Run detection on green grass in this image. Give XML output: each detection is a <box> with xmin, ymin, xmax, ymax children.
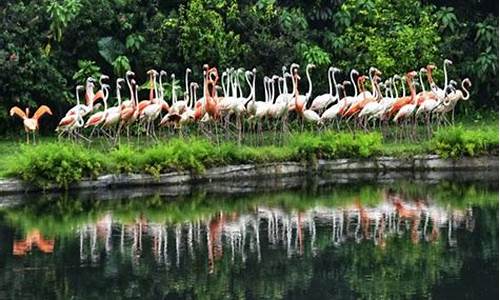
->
<box><xmin>0</xmin><ymin>117</ymin><xmax>498</xmax><ymax>187</ymax></box>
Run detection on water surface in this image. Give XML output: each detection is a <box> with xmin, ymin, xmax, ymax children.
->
<box><xmin>0</xmin><ymin>180</ymin><xmax>497</xmax><ymax>299</ymax></box>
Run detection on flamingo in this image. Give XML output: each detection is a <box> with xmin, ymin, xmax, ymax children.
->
<box><xmin>385</xmin><ymin>71</ymin><xmax>417</xmax><ymax>118</ymax></box>
<box><xmin>85</xmin><ymin>83</ymin><xmax>110</xmax><ymax>138</ymax></box>
<box><xmin>309</xmin><ymin>67</ymin><xmax>337</xmax><ymax>112</ymax></box>
<box><xmin>10</xmin><ymin>104</ymin><xmax>53</xmax><ymax>144</ymax></box>
<box><xmin>120</xmin><ymin>71</ymin><xmax>136</xmax><ymax>109</ymax></box>
<box><xmin>293</xmin><ymin>69</ymin><xmax>320</xmax><ymax>125</ymax></box>
<box><xmin>319</xmin><ymin>83</ymin><xmax>347</xmax><ymax>126</ymax></box>
<box><xmin>140</xmin><ymin>71</ymin><xmax>169</xmax><ymax>137</ymax></box>
<box><xmin>56</xmin><ymin>85</ymin><xmax>87</xmax><ymax>140</ymax></box>
<box><xmin>117</xmin><ymin>79</ymin><xmax>139</xmax><ymax>141</ymax></box>
<box><xmin>102</xmin><ymin>78</ymin><xmax>125</xmax><ymax>138</ymax></box>
<box><xmin>393</xmin><ymin>71</ymin><xmax>418</xmax><ymax>123</ymax></box>
<box><xmin>434</xmin><ymin>78</ymin><xmax>471</xmax><ymax>125</ymax></box>
<box><xmin>65</xmin><ymin>77</ymin><xmax>97</xmax><ymax>117</ymax></box>
<box><xmin>137</xmin><ymin>70</ymin><xmax>159</xmax><ymax>114</ymax></box>
<box><xmin>289</xmin><ymin>64</ymin><xmax>315</xmax><ymax>113</ymax></box>
<box><xmin>169</xmin><ymin>69</ymin><xmax>190</xmax><ymax>114</ymax></box>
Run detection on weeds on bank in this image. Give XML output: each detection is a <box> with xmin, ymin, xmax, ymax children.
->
<box><xmin>4</xmin><ymin>126</ymin><xmax>498</xmax><ymax>188</ymax></box>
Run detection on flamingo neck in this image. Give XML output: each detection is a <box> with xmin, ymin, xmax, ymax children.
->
<box><xmin>351</xmin><ymin>71</ymin><xmax>358</xmax><ymax>96</ymax></box>
<box><xmin>332</xmin><ymin>70</ymin><xmax>339</xmax><ymax>99</ymax></box>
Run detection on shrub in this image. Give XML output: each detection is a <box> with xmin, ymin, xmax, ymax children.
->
<box><xmin>289</xmin><ymin>131</ymin><xmax>383</xmax><ymax>159</ymax></box>
<box><xmin>431</xmin><ymin>126</ymin><xmax>499</xmax><ymax>158</ymax></box>
<box><xmin>6</xmin><ymin>143</ymin><xmax>105</xmax><ymax>188</ymax></box>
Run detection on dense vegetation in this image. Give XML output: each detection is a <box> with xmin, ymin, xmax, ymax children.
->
<box><xmin>3</xmin><ymin>124</ymin><xmax>497</xmax><ymax>187</ymax></box>
<box><xmin>0</xmin><ymin>0</ymin><xmax>498</xmax><ymax>134</ymax></box>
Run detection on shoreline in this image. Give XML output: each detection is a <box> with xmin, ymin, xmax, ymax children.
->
<box><xmin>0</xmin><ymin>154</ymin><xmax>497</xmax><ymax>196</ymax></box>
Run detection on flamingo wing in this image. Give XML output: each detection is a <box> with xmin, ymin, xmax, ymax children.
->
<box><xmin>10</xmin><ymin>106</ymin><xmax>27</xmax><ymax>119</ymax></box>
<box><xmin>33</xmin><ymin>105</ymin><xmax>53</xmax><ymax>120</ymax></box>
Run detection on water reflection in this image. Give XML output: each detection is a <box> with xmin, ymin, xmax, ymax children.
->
<box><xmin>0</xmin><ymin>181</ymin><xmax>497</xmax><ymax>299</ymax></box>
<box><xmin>62</xmin><ymin>190</ymin><xmax>477</xmax><ymax>272</ymax></box>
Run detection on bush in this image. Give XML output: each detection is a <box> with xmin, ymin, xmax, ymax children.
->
<box><xmin>289</xmin><ymin>131</ymin><xmax>383</xmax><ymax>160</ymax></box>
<box><xmin>6</xmin><ymin>143</ymin><xmax>105</xmax><ymax>188</ymax></box>
<box><xmin>431</xmin><ymin>126</ymin><xmax>499</xmax><ymax>158</ymax></box>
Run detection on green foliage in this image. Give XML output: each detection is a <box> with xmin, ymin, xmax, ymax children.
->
<box><xmin>178</xmin><ymin>0</ymin><xmax>248</xmax><ymax>66</ymax></box>
<box><xmin>46</xmin><ymin>0</ymin><xmax>82</xmax><ymax>43</ymax></box>
<box><xmin>6</xmin><ymin>143</ymin><xmax>104</xmax><ymax>188</ymax></box>
<box><xmin>0</xmin><ymin>0</ymin><xmax>497</xmax><ymax>134</ymax></box>
<box><xmin>330</xmin><ymin>0</ymin><xmax>441</xmax><ymax>76</ymax></box>
<box><xmin>112</xmin><ymin>56</ymin><xmax>131</xmax><ymax>77</ymax></box>
<box><xmin>431</xmin><ymin>126</ymin><xmax>499</xmax><ymax>158</ymax></box>
<box><xmin>72</xmin><ymin>60</ymin><xmax>101</xmax><ymax>83</ymax></box>
<box><xmin>289</xmin><ymin>131</ymin><xmax>382</xmax><ymax>159</ymax></box>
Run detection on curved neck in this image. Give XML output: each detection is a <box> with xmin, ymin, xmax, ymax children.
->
<box><xmin>327</xmin><ymin>69</ymin><xmax>332</xmax><ymax>95</ymax></box>
<box><xmin>154</xmin><ymin>75</ymin><xmax>159</xmax><ymax>100</ymax></box>
<box><xmin>116</xmin><ymin>85</ymin><xmax>122</xmax><ymax>106</ymax></box>
<box><xmin>401</xmin><ymin>79</ymin><xmax>406</xmax><ymax>97</ymax></box>
<box><xmin>76</xmin><ymin>88</ymin><xmax>80</xmax><ymax>106</ymax></box>
<box><xmin>462</xmin><ymin>80</ymin><xmax>470</xmax><ymax>100</ymax></box>
<box><xmin>331</xmin><ymin>70</ymin><xmax>339</xmax><ymax>98</ymax></box>
<box><xmin>278</xmin><ymin>79</ymin><xmax>283</xmax><ymax>95</ymax></box>
<box><xmin>126</xmin><ymin>76</ymin><xmax>133</xmax><ymax>102</ymax></box>
<box><xmin>221</xmin><ymin>74</ymin><xmax>227</xmax><ymax>98</ymax></box>
<box><xmin>306</xmin><ymin>67</ymin><xmax>313</xmax><ymax>97</ymax></box>
<box><xmin>271</xmin><ymin>80</ymin><xmax>276</xmax><ymax>103</ymax></box>
<box><xmin>419</xmin><ymin>72</ymin><xmax>426</xmax><ymax>93</ymax></box>
<box><xmin>185</xmin><ymin>70</ymin><xmax>190</xmax><ymax>98</ymax></box>
<box><xmin>407</xmin><ymin>77</ymin><xmax>416</xmax><ymax>103</ymax></box>
<box><xmin>103</xmin><ymin>87</ymin><xmax>108</xmax><ymax>111</ymax></box>
<box><xmin>443</xmin><ymin>62</ymin><xmax>449</xmax><ymax>89</ymax></box>
<box><xmin>369</xmin><ymin>70</ymin><xmax>375</xmax><ymax>93</ymax></box>
<box><xmin>252</xmin><ymin>73</ymin><xmax>256</xmax><ymax>102</ymax></box>
<box><xmin>159</xmin><ymin>75</ymin><xmax>165</xmax><ymax>100</ymax></box>
<box><xmin>237</xmin><ymin>73</ymin><xmax>243</xmax><ymax>97</ymax></box>
<box><xmin>392</xmin><ymin>79</ymin><xmax>398</xmax><ymax>98</ymax></box>
<box><xmin>264</xmin><ymin>79</ymin><xmax>268</xmax><ymax>102</ymax></box>
<box><xmin>350</xmin><ymin>71</ymin><xmax>358</xmax><ymax>96</ymax></box>
<box><xmin>284</xmin><ymin>75</ymin><xmax>289</xmax><ymax>94</ymax></box>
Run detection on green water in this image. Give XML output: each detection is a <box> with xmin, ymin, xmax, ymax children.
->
<box><xmin>0</xmin><ymin>180</ymin><xmax>497</xmax><ymax>299</ymax></box>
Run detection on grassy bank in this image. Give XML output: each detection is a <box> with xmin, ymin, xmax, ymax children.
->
<box><xmin>1</xmin><ymin>123</ymin><xmax>498</xmax><ymax>188</ymax></box>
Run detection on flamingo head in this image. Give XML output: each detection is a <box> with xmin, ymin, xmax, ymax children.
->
<box><xmin>333</xmin><ymin>67</ymin><xmax>341</xmax><ymax>73</ymax></box>
<box><xmin>351</xmin><ymin>69</ymin><xmax>359</xmax><ymax>76</ymax></box>
<box><xmin>375</xmin><ymin>69</ymin><xmax>382</xmax><ymax>76</ymax></box>
<box><xmin>160</xmin><ymin>70</ymin><xmax>167</xmax><ymax>77</ymax></box>
<box><xmin>76</xmin><ymin>85</ymin><xmax>84</xmax><ymax>92</ymax></box>
<box><xmin>116</xmin><ymin>78</ymin><xmax>125</xmax><ymax>88</ymax></box>
<box><xmin>100</xmin><ymin>74</ymin><xmax>109</xmax><ymax>83</ymax></box>
<box><xmin>463</xmin><ymin>78</ymin><xmax>471</xmax><ymax>87</ymax></box>
<box><xmin>126</xmin><ymin>70</ymin><xmax>135</xmax><ymax>78</ymax></box>
<box><xmin>252</xmin><ymin>68</ymin><xmax>257</xmax><ymax>74</ymax></box>
<box><xmin>282</xmin><ymin>66</ymin><xmax>287</xmax><ymax>72</ymax></box>
<box><xmin>419</xmin><ymin>67</ymin><xmax>427</xmax><ymax>73</ymax></box>
<box><xmin>393</xmin><ymin>74</ymin><xmax>401</xmax><ymax>81</ymax></box>
<box><xmin>444</xmin><ymin>59</ymin><xmax>453</xmax><ymax>65</ymax></box>
<box><xmin>407</xmin><ymin>71</ymin><xmax>417</xmax><ymax>79</ymax></box>
<box><xmin>307</xmin><ymin>63</ymin><xmax>316</xmax><ymax>70</ymax></box>
<box><xmin>186</xmin><ymin>67</ymin><xmax>192</xmax><ymax>74</ymax></box>
<box><xmin>272</xmin><ymin>75</ymin><xmax>279</xmax><ymax>81</ymax></box>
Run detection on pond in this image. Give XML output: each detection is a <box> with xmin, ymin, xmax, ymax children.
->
<box><xmin>0</xmin><ymin>177</ymin><xmax>497</xmax><ymax>299</ymax></box>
